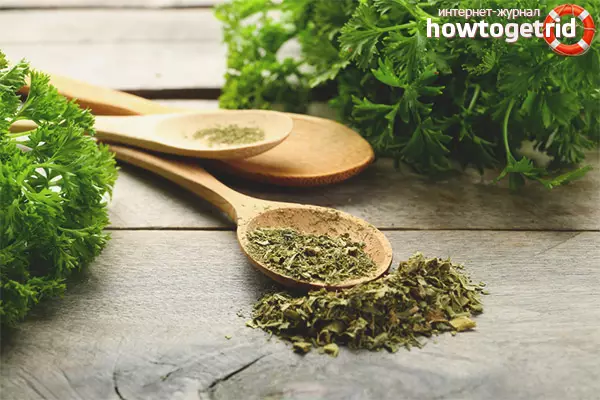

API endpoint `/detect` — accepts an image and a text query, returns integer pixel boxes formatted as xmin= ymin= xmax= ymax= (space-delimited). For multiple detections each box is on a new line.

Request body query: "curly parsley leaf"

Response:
xmin=0 ymin=54 xmax=118 ymax=327
xmin=339 ymin=2 xmax=384 ymax=69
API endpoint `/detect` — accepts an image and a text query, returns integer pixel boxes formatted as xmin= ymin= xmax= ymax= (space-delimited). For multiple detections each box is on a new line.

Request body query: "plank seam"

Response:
xmin=104 ymin=227 xmax=600 ymax=232
xmin=126 ymin=88 xmax=221 ymax=100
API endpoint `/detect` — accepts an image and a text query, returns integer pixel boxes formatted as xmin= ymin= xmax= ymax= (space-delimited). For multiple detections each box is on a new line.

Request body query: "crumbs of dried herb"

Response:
xmin=193 ymin=124 xmax=265 ymax=146
xmin=247 ymin=253 xmax=486 ymax=355
xmin=247 ymin=227 xmax=377 ymax=285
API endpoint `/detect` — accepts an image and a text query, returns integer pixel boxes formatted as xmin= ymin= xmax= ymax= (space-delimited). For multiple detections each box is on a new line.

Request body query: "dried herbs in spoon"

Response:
xmin=247 ymin=253 xmax=487 ymax=356
xmin=247 ymin=227 xmax=377 ymax=285
xmin=193 ymin=124 xmax=265 ymax=146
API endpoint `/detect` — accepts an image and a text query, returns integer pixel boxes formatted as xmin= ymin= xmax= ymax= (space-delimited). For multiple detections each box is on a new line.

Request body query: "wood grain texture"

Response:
xmin=156 ymin=99 xmax=219 ymax=110
xmin=110 ymin=151 xmax=600 ymax=230
xmin=0 ymin=9 xmax=226 ymax=90
xmin=1 ymin=230 xmax=599 ymax=400
xmin=1 ymin=0 xmax=221 ymax=8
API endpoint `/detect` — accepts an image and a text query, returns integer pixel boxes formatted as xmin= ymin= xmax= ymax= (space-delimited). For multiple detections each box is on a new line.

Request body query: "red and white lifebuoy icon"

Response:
xmin=543 ymin=4 xmax=595 ymax=56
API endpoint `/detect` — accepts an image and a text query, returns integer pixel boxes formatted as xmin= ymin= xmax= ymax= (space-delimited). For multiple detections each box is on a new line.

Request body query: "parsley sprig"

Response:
xmin=216 ymin=0 xmax=599 ymax=189
xmin=0 ymin=53 xmax=118 ymax=326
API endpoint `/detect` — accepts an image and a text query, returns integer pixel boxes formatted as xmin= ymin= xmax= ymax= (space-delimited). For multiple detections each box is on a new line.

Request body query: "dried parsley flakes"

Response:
xmin=248 ymin=253 xmax=486 ymax=356
xmin=247 ymin=227 xmax=377 ymax=284
xmin=193 ymin=124 xmax=265 ymax=146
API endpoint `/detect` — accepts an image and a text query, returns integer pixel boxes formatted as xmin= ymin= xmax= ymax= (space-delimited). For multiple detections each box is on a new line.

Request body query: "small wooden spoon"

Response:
xmin=21 ymin=74 xmax=374 ymax=185
xmin=13 ymin=110 xmax=293 ymax=159
xmin=108 ymin=143 xmax=393 ymax=290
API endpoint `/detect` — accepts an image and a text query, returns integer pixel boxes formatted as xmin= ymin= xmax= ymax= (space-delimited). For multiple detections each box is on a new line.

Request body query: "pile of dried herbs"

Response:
xmin=193 ymin=124 xmax=265 ymax=146
xmin=248 ymin=253 xmax=486 ymax=356
xmin=247 ymin=228 xmax=377 ymax=284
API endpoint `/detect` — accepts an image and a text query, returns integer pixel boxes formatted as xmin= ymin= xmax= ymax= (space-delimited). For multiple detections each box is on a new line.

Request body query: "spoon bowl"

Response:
xmin=237 ymin=205 xmax=392 ymax=289
xmin=13 ymin=110 xmax=294 ymax=160
xmin=109 ymin=144 xmax=393 ymax=290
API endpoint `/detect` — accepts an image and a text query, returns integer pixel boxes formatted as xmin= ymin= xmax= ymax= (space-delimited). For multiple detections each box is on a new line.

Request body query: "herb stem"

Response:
xmin=379 ymin=22 xmax=416 ymax=32
xmin=397 ymin=2 xmax=436 ymax=21
xmin=33 ymin=163 xmax=67 ymax=173
xmin=14 ymin=98 xmax=32 ymax=120
xmin=467 ymin=85 xmax=481 ymax=113
xmin=503 ymin=99 xmax=517 ymax=161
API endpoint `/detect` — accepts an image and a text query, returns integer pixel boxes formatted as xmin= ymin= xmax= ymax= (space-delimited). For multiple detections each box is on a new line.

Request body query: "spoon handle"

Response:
xmin=21 ymin=74 xmax=179 ymax=116
xmin=11 ymin=116 xmax=169 ymax=155
xmin=108 ymin=143 xmax=277 ymax=224
xmin=93 ymin=115 xmax=156 ymax=141
xmin=92 ymin=115 xmax=186 ymax=151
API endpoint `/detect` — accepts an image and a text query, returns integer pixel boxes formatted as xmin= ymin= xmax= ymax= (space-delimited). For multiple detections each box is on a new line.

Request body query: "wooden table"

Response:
xmin=1 ymin=2 xmax=599 ymax=399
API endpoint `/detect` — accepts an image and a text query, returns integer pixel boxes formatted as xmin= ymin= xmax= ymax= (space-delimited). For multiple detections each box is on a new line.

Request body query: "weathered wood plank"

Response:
xmin=2 ymin=231 xmax=599 ymax=399
xmin=110 ymin=150 xmax=600 ymax=230
xmin=155 ymin=99 xmax=220 ymax=110
xmin=0 ymin=9 xmax=226 ymax=90
xmin=109 ymin=166 xmax=231 ymax=228
xmin=1 ymin=0 xmax=221 ymax=8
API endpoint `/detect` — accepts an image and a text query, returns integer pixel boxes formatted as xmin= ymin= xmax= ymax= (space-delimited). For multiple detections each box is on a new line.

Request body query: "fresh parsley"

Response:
xmin=0 ymin=53 xmax=118 ymax=326
xmin=216 ymin=0 xmax=599 ymax=189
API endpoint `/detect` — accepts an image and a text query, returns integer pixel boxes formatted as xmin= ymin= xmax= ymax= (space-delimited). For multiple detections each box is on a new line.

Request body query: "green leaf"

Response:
xmin=541 ymin=101 xmax=552 ymax=129
xmin=401 ymin=118 xmax=452 ymax=173
xmin=463 ymin=49 xmax=497 ymax=76
xmin=0 ymin=58 xmax=28 ymax=91
xmin=352 ymin=96 xmax=398 ymax=143
xmin=371 ymin=58 xmax=402 ymax=87
xmin=339 ymin=3 xmax=383 ymax=69
xmin=310 ymin=61 xmax=350 ymax=88
xmin=545 ymin=92 xmax=580 ymax=126
xmin=395 ymin=65 xmax=444 ymax=122
xmin=1 ymin=53 xmax=118 ymax=326
xmin=494 ymin=155 xmax=590 ymax=191
xmin=520 ymin=91 xmax=536 ymax=116
xmin=537 ymin=165 xmax=593 ymax=189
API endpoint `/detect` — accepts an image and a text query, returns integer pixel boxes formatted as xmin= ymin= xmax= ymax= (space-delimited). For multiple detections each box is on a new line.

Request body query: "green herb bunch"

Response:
xmin=0 ymin=53 xmax=118 ymax=327
xmin=216 ymin=0 xmax=599 ymax=189
xmin=249 ymin=253 xmax=486 ymax=355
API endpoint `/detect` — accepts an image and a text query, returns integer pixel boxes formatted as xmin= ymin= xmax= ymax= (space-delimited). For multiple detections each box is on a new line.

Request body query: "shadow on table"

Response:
xmin=0 ymin=267 xmax=96 ymax=353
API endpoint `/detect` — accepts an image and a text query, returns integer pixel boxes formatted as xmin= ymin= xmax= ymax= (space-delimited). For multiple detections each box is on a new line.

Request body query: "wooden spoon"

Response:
xmin=21 ymin=74 xmax=374 ymax=186
xmin=12 ymin=110 xmax=293 ymax=160
xmin=108 ymin=143 xmax=393 ymax=290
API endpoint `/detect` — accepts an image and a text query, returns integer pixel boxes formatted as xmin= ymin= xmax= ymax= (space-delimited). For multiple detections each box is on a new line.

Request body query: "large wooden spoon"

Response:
xmin=12 ymin=110 xmax=293 ymax=159
xmin=108 ymin=143 xmax=393 ymax=290
xmin=21 ymin=74 xmax=374 ymax=186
